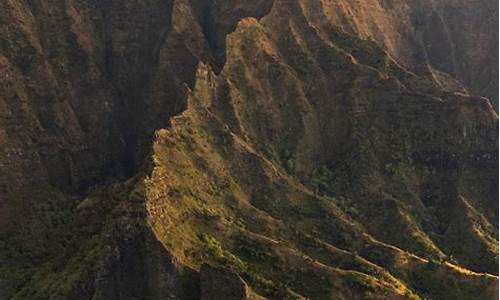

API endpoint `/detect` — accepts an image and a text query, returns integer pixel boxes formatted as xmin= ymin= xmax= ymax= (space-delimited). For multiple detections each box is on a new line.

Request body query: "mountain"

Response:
xmin=0 ymin=0 xmax=498 ymax=299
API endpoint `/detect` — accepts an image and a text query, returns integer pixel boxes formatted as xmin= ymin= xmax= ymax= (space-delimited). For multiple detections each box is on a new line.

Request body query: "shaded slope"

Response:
xmin=142 ymin=3 xmax=497 ymax=298
xmin=298 ymin=0 xmax=499 ymax=107
xmin=0 ymin=0 xmax=498 ymax=299
xmin=0 ymin=0 xmax=271 ymax=261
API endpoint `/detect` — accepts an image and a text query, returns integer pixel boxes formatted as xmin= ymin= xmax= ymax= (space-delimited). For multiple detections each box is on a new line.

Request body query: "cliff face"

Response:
xmin=0 ymin=0 xmax=498 ymax=299
xmin=302 ymin=0 xmax=498 ymax=104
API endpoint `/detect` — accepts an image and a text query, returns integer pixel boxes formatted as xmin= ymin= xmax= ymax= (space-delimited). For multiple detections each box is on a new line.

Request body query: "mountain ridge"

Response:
xmin=0 ymin=0 xmax=498 ymax=299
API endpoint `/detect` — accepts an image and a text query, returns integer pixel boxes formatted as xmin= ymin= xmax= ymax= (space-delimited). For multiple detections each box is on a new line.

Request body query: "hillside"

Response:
xmin=0 ymin=0 xmax=498 ymax=299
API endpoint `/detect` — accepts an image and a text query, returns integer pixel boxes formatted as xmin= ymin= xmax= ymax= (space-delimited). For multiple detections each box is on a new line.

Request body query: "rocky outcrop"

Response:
xmin=92 ymin=225 xmax=196 ymax=300
xmin=200 ymin=264 xmax=250 ymax=300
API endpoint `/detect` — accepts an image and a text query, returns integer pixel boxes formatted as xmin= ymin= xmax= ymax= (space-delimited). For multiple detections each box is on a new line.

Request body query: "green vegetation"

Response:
xmin=2 ymin=1 xmax=497 ymax=299
xmin=310 ymin=166 xmax=335 ymax=195
xmin=11 ymin=236 xmax=103 ymax=300
xmin=202 ymin=234 xmax=247 ymax=273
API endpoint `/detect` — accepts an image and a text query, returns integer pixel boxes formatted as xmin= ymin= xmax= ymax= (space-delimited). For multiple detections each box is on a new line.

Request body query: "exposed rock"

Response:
xmin=93 ymin=224 xmax=197 ymax=300
xmin=200 ymin=264 xmax=249 ymax=300
xmin=0 ymin=0 xmax=497 ymax=299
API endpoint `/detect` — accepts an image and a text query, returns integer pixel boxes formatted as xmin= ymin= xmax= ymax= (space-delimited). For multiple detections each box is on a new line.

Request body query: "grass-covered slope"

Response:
xmin=0 ymin=0 xmax=498 ymax=299
xmin=141 ymin=5 xmax=497 ymax=297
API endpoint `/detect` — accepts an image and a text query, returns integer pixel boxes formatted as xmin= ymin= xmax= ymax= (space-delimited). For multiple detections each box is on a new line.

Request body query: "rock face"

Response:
xmin=91 ymin=205 xmax=196 ymax=300
xmin=200 ymin=264 xmax=249 ymax=300
xmin=302 ymin=0 xmax=499 ymax=105
xmin=0 ymin=0 xmax=498 ymax=299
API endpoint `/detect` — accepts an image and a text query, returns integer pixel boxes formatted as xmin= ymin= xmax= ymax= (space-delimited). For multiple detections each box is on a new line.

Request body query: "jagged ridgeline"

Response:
xmin=0 ymin=0 xmax=498 ymax=299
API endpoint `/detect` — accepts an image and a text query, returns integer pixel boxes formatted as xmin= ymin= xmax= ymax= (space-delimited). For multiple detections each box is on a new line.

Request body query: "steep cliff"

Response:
xmin=0 ymin=0 xmax=498 ymax=299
